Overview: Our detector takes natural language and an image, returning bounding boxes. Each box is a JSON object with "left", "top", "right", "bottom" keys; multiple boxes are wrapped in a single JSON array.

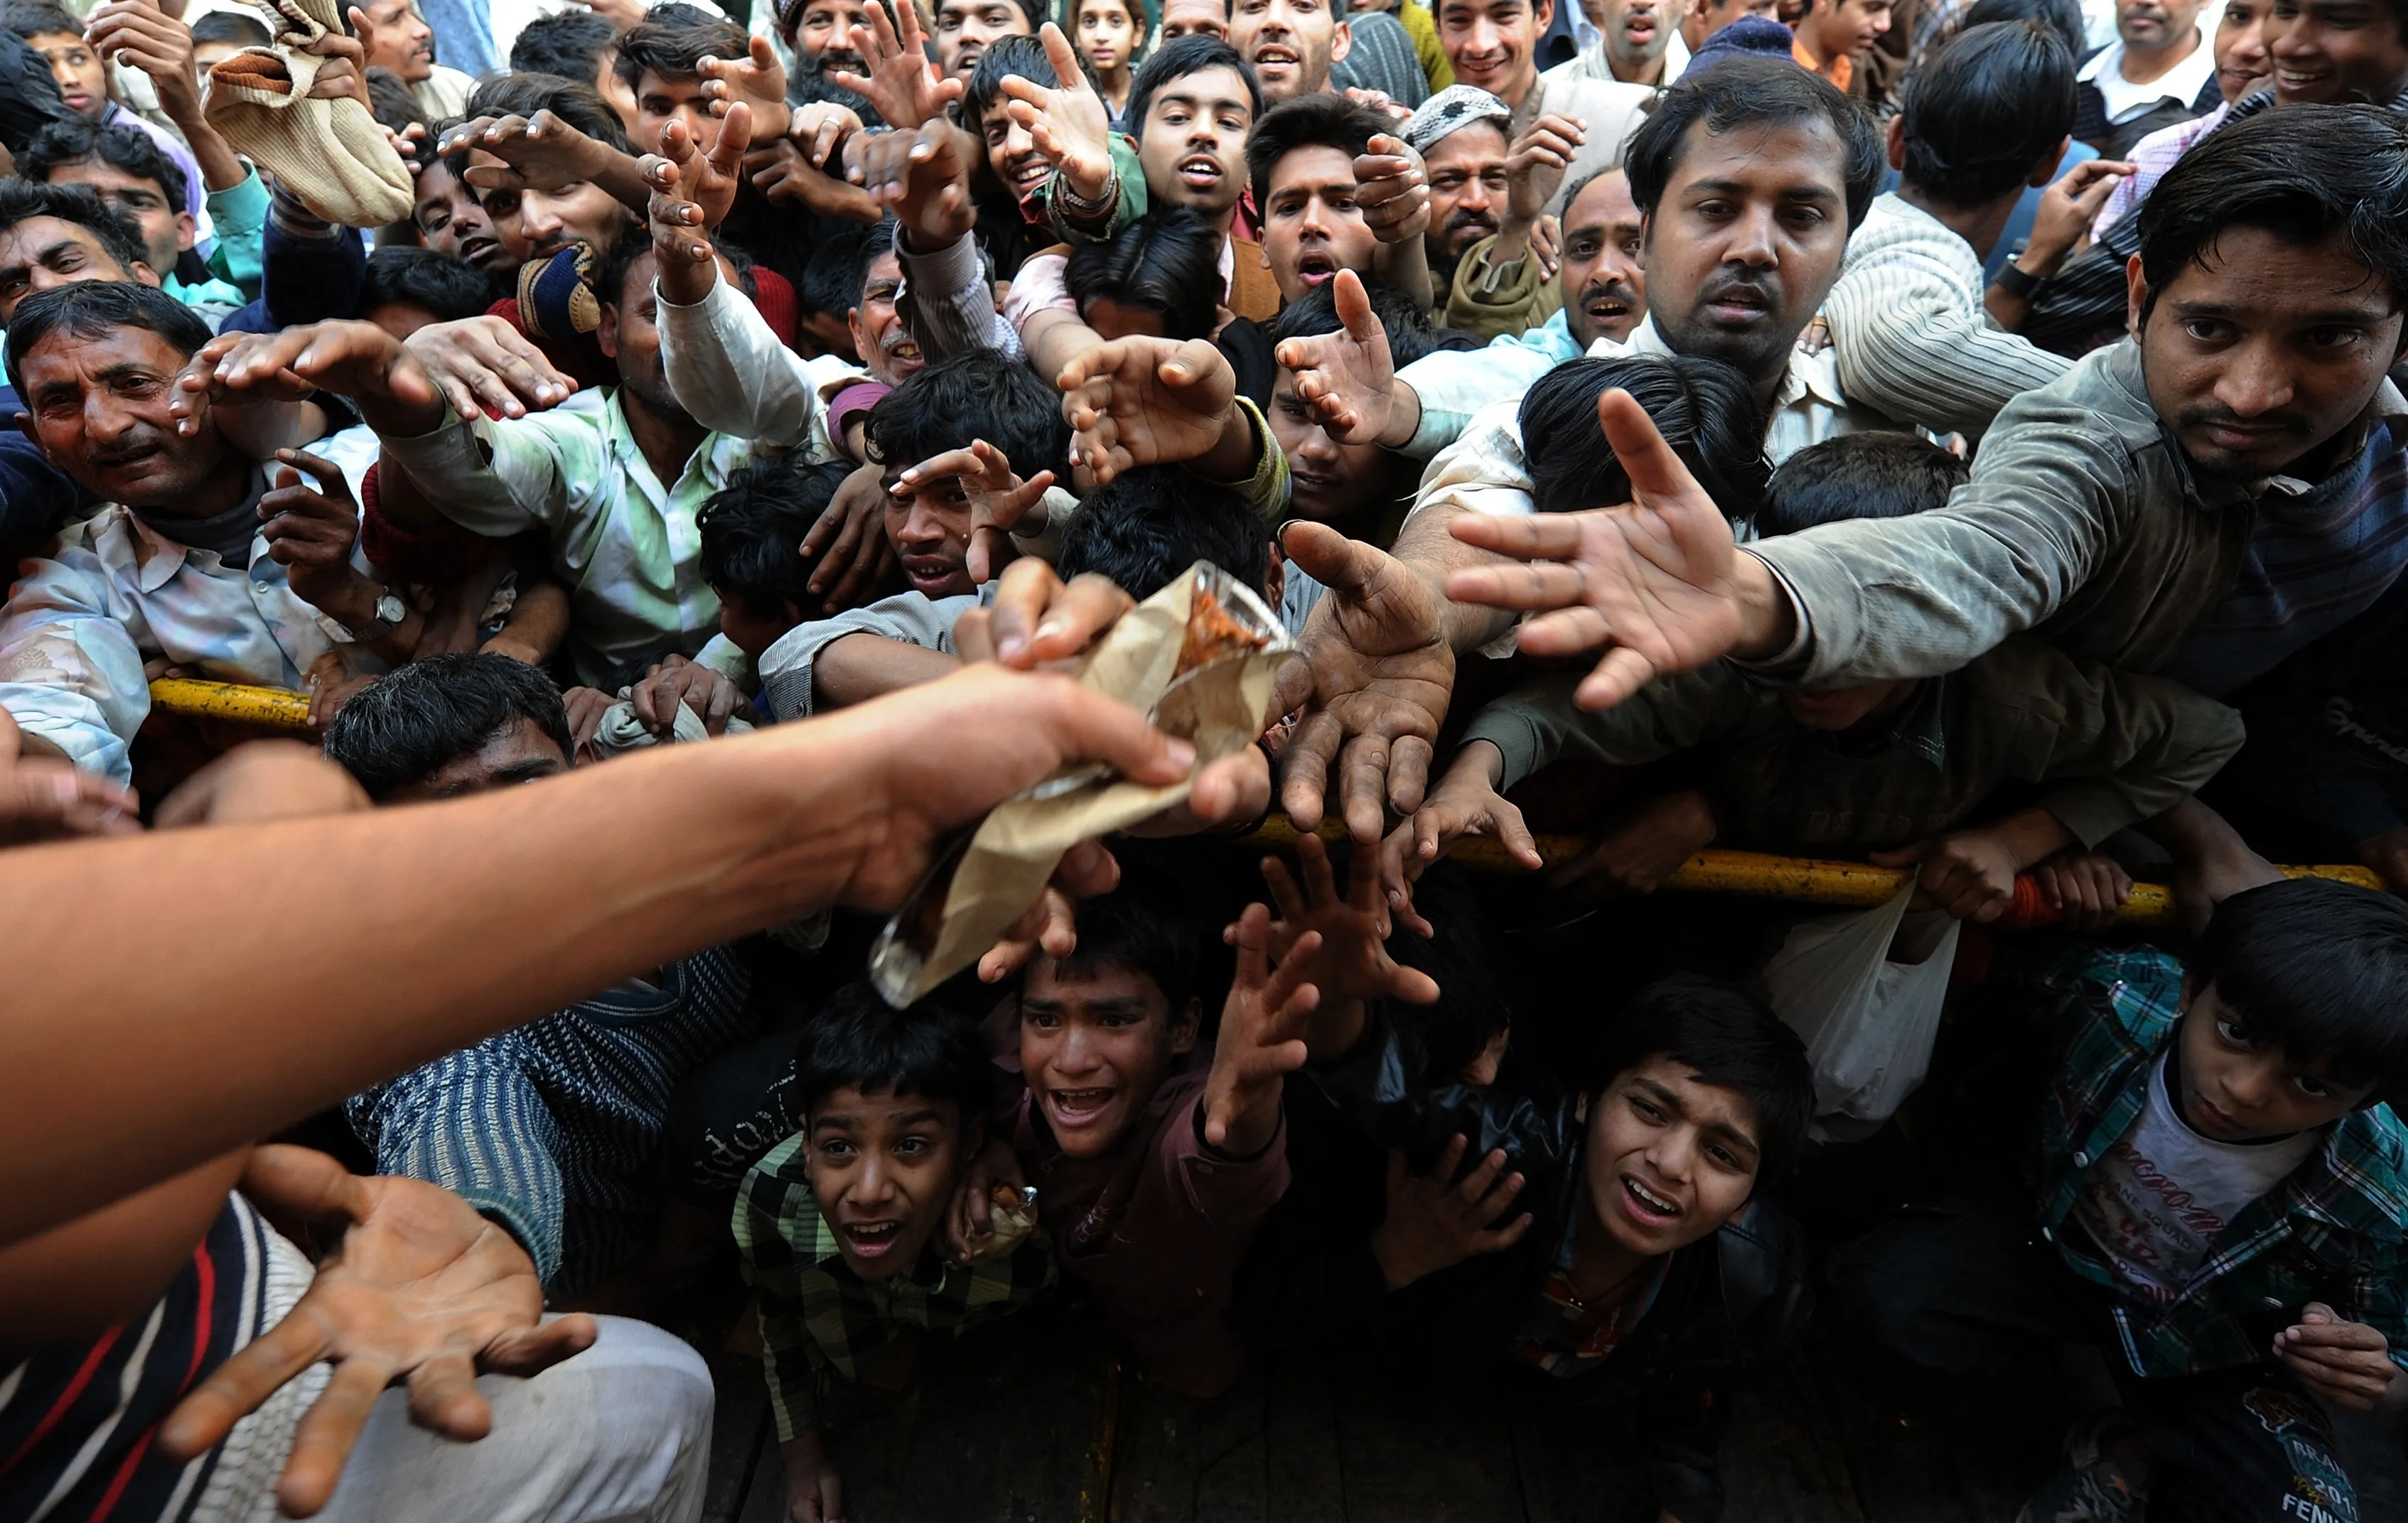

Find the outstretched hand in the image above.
[
  {"left": 158, "top": 1146, "right": 596, "bottom": 1519},
  {"left": 699, "top": 34, "right": 792, "bottom": 140},
  {"left": 831, "top": 0, "right": 962, "bottom": 129},
  {"left": 1261, "top": 832, "right": 1438, "bottom": 1060},
  {"left": 996, "top": 24, "right": 1114, "bottom": 203},
  {"left": 652, "top": 104, "right": 755, "bottom": 235},
  {"left": 1057, "top": 336, "right": 1238, "bottom": 485},
  {"left": 1202, "top": 902, "right": 1322, "bottom": 1153},
  {"left": 1274, "top": 521, "right": 1456, "bottom": 843},
  {"left": 1274, "top": 269, "right": 1398, "bottom": 446},
  {"left": 1378, "top": 739, "right": 1537, "bottom": 930},
  {"left": 1445, "top": 387, "right": 1741, "bottom": 711},
  {"left": 177, "top": 322, "right": 448, "bottom": 438},
  {"left": 897, "top": 439, "right": 1057, "bottom": 585}
]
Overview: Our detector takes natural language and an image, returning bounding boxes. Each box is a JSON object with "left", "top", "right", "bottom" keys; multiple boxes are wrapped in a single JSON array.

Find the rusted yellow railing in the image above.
[{"left": 144, "top": 679, "right": 2392, "bottom": 925}]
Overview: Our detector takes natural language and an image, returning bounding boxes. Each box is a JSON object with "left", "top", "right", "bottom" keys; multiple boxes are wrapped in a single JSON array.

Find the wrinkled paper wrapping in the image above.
[{"left": 870, "top": 564, "right": 1290, "bottom": 1006}]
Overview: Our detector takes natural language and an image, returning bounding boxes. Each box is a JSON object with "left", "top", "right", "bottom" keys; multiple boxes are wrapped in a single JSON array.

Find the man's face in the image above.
[
  {"left": 0, "top": 217, "right": 147, "bottom": 324},
  {"left": 1230, "top": 0, "right": 1351, "bottom": 103},
  {"left": 414, "top": 160, "right": 507, "bottom": 274},
  {"left": 1159, "top": 0, "right": 1230, "bottom": 38},
  {"left": 2132, "top": 225, "right": 2407, "bottom": 481},
  {"left": 2213, "top": 0, "right": 2272, "bottom": 99},
  {"left": 599, "top": 248, "right": 725, "bottom": 421},
  {"left": 193, "top": 36, "right": 247, "bottom": 77},
  {"left": 1421, "top": 121, "right": 1509, "bottom": 265},
  {"left": 16, "top": 324, "right": 226, "bottom": 511},
  {"left": 847, "top": 249, "right": 925, "bottom": 384},
  {"left": 1134, "top": 64, "right": 1255, "bottom": 215},
  {"left": 803, "top": 1085, "right": 970, "bottom": 1279},
  {"left": 2119, "top": 0, "right": 2205, "bottom": 50},
  {"left": 362, "top": 0, "right": 437, "bottom": 80},
  {"left": 28, "top": 31, "right": 107, "bottom": 120},
  {"left": 1559, "top": 168, "right": 1645, "bottom": 348},
  {"left": 2174, "top": 979, "right": 2375, "bottom": 1142},
  {"left": 1579, "top": 1055, "right": 1763, "bottom": 1261},
  {"left": 1020, "top": 957, "right": 1198, "bottom": 1159},
  {"left": 935, "top": 0, "right": 1032, "bottom": 79},
  {"left": 635, "top": 68, "right": 716, "bottom": 151},
  {"left": 1436, "top": 0, "right": 1551, "bottom": 107},
  {"left": 979, "top": 100, "right": 1055, "bottom": 201},
  {"left": 388, "top": 715, "right": 571, "bottom": 800},
  {"left": 1273, "top": 365, "right": 1392, "bottom": 520},
  {"left": 1643, "top": 116, "right": 1852, "bottom": 390},
  {"left": 41, "top": 159, "right": 187, "bottom": 275},
  {"left": 792, "top": 0, "right": 871, "bottom": 71},
  {"left": 879, "top": 460, "right": 976, "bottom": 595},
  {"left": 2265, "top": 0, "right": 2408, "bottom": 105},
  {"left": 1805, "top": 0, "right": 1893, "bottom": 57},
  {"left": 474, "top": 155, "right": 628, "bottom": 267},
  {"left": 1261, "top": 144, "right": 1379, "bottom": 303},
  {"left": 1687, "top": 0, "right": 1778, "bottom": 43},
  {"left": 1595, "top": 0, "right": 1679, "bottom": 73}
]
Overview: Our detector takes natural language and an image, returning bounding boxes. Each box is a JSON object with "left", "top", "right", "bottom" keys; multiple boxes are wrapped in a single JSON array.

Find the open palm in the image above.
[
  {"left": 1058, "top": 338, "right": 1236, "bottom": 484},
  {"left": 1274, "top": 270, "right": 1395, "bottom": 445}
]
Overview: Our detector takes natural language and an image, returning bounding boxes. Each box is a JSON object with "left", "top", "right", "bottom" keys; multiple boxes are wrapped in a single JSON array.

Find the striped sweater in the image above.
[{"left": 347, "top": 944, "right": 756, "bottom": 1295}]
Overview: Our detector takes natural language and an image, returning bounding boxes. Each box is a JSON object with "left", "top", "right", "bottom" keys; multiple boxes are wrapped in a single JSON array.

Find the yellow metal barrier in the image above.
[
  {"left": 141, "top": 679, "right": 2393, "bottom": 925},
  {"left": 149, "top": 678, "right": 314, "bottom": 731}
]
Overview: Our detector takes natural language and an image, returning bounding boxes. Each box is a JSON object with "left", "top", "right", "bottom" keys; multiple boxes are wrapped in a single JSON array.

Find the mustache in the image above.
[
  {"left": 1697, "top": 270, "right": 1779, "bottom": 308},
  {"left": 1579, "top": 275, "right": 1640, "bottom": 306},
  {"left": 2177, "top": 403, "right": 2313, "bottom": 439},
  {"left": 799, "top": 46, "right": 866, "bottom": 74},
  {"left": 1444, "top": 208, "right": 1500, "bottom": 235},
  {"left": 88, "top": 428, "right": 171, "bottom": 466}
]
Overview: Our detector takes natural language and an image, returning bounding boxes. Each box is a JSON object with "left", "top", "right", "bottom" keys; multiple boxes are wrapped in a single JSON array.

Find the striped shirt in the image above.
[
  {"left": 0, "top": 1196, "right": 322, "bottom": 1523},
  {"left": 347, "top": 945, "right": 756, "bottom": 1295},
  {"left": 1331, "top": 10, "right": 1435, "bottom": 107}
]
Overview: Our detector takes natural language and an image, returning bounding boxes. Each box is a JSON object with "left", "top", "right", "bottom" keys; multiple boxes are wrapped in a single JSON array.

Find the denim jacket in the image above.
[{"left": 2026, "top": 947, "right": 2408, "bottom": 1379}]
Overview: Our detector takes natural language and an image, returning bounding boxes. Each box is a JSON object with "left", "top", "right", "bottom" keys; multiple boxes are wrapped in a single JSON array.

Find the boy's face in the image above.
[
  {"left": 803, "top": 1085, "right": 972, "bottom": 1279},
  {"left": 635, "top": 68, "right": 716, "bottom": 151},
  {"left": 1262, "top": 144, "right": 1377, "bottom": 304},
  {"left": 979, "top": 99, "right": 1055, "bottom": 203},
  {"left": 935, "top": 0, "right": 1032, "bottom": 79},
  {"left": 718, "top": 593, "right": 794, "bottom": 659},
  {"left": 414, "top": 160, "right": 508, "bottom": 274},
  {"left": 40, "top": 158, "right": 189, "bottom": 274},
  {"left": 387, "top": 715, "right": 570, "bottom": 800},
  {"left": 2176, "top": 978, "right": 2377, "bottom": 1141},
  {"left": 1134, "top": 63, "right": 1254, "bottom": 216},
  {"left": 879, "top": 463, "right": 977, "bottom": 596},
  {"left": 1273, "top": 364, "right": 1390, "bottom": 522},
  {"left": 1580, "top": 1055, "right": 1763, "bottom": 1259},
  {"left": 1020, "top": 957, "right": 1200, "bottom": 1158},
  {"left": 1781, "top": 675, "right": 1918, "bottom": 733},
  {"left": 29, "top": 31, "right": 108, "bottom": 120}
]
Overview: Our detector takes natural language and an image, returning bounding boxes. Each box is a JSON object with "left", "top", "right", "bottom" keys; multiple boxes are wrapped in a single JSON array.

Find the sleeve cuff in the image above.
[
  {"left": 898, "top": 228, "right": 982, "bottom": 296},
  {"left": 2038, "top": 779, "right": 2143, "bottom": 850},
  {"left": 1726, "top": 548, "right": 1813, "bottom": 674}
]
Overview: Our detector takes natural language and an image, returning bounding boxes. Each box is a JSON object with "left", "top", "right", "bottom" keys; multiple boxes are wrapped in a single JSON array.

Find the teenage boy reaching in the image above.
[{"left": 1832, "top": 878, "right": 2408, "bottom": 1523}]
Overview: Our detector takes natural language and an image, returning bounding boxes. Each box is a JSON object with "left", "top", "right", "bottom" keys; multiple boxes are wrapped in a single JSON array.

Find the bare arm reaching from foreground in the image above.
[{"left": 0, "top": 662, "right": 1260, "bottom": 1246}]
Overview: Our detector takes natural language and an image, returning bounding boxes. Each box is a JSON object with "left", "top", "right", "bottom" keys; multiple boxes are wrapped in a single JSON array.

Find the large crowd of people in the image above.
[{"left": 1, "top": 0, "right": 2406, "bottom": 1515}]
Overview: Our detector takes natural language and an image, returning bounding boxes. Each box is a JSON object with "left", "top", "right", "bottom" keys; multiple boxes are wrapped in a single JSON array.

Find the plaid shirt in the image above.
[
  {"left": 732, "top": 1132, "right": 1055, "bottom": 1440},
  {"left": 2030, "top": 947, "right": 2408, "bottom": 1379}
]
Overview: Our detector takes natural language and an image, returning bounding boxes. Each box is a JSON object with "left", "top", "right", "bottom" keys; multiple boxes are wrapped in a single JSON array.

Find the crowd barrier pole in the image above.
[{"left": 143, "top": 680, "right": 2391, "bottom": 926}]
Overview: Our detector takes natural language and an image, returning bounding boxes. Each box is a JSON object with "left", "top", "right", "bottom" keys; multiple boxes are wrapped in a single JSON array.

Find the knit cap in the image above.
[
  {"left": 203, "top": 0, "right": 414, "bottom": 226},
  {"left": 1402, "top": 84, "right": 1513, "bottom": 155}
]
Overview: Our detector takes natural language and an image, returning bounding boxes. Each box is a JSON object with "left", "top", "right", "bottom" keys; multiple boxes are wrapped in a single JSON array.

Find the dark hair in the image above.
[
  {"left": 190, "top": 9, "right": 273, "bottom": 46},
  {"left": 697, "top": 457, "right": 850, "bottom": 620},
  {"left": 1124, "top": 34, "right": 1259, "bottom": 136},
  {"left": 1041, "top": 851, "right": 1208, "bottom": 1016},
  {"left": 1065, "top": 206, "right": 1224, "bottom": 340},
  {"left": 2136, "top": 104, "right": 2408, "bottom": 323},
  {"left": 466, "top": 71, "right": 633, "bottom": 154},
  {"left": 867, "top": 348, "right": 1073, "bottom": 481},
  {"left": 2191, "top": 878, "right": 2408, "bottom": 1097},
  {"left": 364, "top": 65, "right": 426, "bottom": 136},
  {"left": 613, "top": 1, "right": 748, "bottom": 88},
  {"left": 1584, "top": 972, "right": 1813, "bottom": 1190},
  {"left": 1898, "top": 21, "right": 2073, "bottom": 210},
  {"left": 1385, "top": 866, "right": 1513, "bottom": 1084},
  {"left": 797, "top": 225, "right": 869, "bottom": 319},
  {"left": 965, "top": 31, "right": 1101, "bottom": 119},
  {"left": 358, "top": 244, "right": 497, "bottom": 323},
  {"left": 1517, "top": 354, "right": 1772, "bottom": 522},
  {"left": 851, "top": 217, "right": 900, "bottom": 307},
  {"left": 6, "top": 277, "right": 207, "bottom": 393},
  {"left": 1055, "top": 465, "right": 1272, "bottom": 598},
  {"left": 1623, "top": 54, "right": 1883, "bottom": 232},
  {"left": 0, "top": 180, "right": 146, "bottom": 284},
  {"left": 1758, "top": 431, "right": 1966, "bottom": 536},
  {"left": 18, "top": 117, "right": 189, "bottom": 217},
  {"left": 510, "top": 9, "right": 616, "bottom": 81},
  {"left": 795, "top": 982, "right": 995, "bottom": 1119},
  {"left": 1247, "top": 90, "right": 1387, "bottom": 207},
  {"left": 0, "top": 1, "right": 80, "bottom": 38},
  {"left": 320, "top": 653, "right": 573, "bottom": 801},
  {"left": 1957, "top": 0, "right": 2086, "bottom": 60},
  {"left": 1267, "top": 275, "right": 1442, "bottom": 369}
]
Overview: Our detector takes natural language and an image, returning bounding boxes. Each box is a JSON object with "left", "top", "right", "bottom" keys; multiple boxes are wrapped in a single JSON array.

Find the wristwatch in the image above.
[
  {"left": 344, "top": 591, "right": 408, "bottom": 641},
  {"left": 1991, "top": 261, "right": 2045, "bottom": 300}
]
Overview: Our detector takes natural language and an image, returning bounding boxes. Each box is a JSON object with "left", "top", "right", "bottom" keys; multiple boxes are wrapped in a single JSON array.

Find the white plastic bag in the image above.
[{"left": 1761, "top": 885, "right": 1960, "bottom": 1130}]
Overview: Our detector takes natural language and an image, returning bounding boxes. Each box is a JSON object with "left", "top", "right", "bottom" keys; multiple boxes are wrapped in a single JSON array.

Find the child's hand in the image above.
[
  {"left": 2030, "top": 849, "right": 2132, "bottom": 931},
  {"left": 1379, "top": 740, "right": 1537, "bottom": 932},
  {"left": 2274, "top": 1303, "right": 2399, "bottom": 1411},
  {"left": 1870, "top": 827, "right": 2020, "bottom": 922},
  {"left": 1261, "top": 832, "right": 1441, "bottom": 1011},
  {"left": 1201, "top": 903, "right": 1322, "bottom": 1156},
  {"left": 1370, "top": 1135, "right": 1532, "bottom": 1291},
  {"left": 1550, "top": 787, "right": 1715, "bottom": 900},
  {"left": 780, "top": 1428, "right": 846, "bottom": 1522}
]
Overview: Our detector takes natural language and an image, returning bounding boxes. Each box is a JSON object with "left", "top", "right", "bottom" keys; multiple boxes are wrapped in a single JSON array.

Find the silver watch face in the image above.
[{"left": 375, "top": 593, "right": 408, "bottom": 625}]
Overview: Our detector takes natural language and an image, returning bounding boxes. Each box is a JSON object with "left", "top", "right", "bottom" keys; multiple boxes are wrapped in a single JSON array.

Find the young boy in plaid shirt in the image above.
[{"left": 1832, "top": 876, "right": 2408, "bottom": 1523}]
